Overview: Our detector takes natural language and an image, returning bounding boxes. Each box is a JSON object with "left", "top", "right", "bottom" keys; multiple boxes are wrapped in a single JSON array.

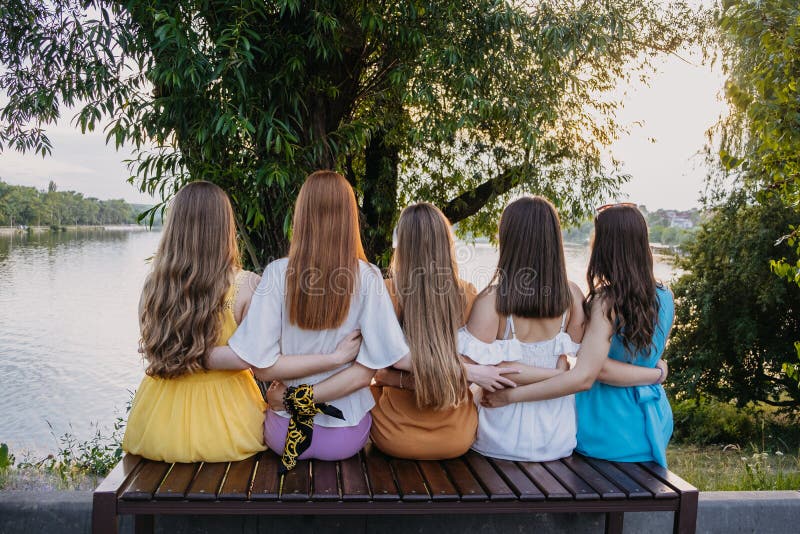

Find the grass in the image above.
[
  {"left": 0, "top": 405, "right": 128, "bottom": 491},
  {"left": 667, "top": 444, "right": 800, "bottom": 491}
]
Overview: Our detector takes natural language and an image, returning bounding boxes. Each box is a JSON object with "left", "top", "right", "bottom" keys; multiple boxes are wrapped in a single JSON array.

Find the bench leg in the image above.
[
  {"left": 673, "top": 489, "right": 699, "bottom": 534},
  {"left": 92, "top": 492, "right": 117, "bottom": 534},
  {"left": 135, "top": 515, "right": 155, "bottom": 534},
  {"left": 605, "top": 512, "right": 624, "bottom": 534}
]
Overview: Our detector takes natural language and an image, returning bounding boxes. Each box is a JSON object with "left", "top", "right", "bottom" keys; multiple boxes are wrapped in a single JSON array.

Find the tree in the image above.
[
  {"left": 1, "top": 0, "right": 707, "bottom": 267},
  {"left": 667, "top": 192, "right": 800, "bottom": 410},
  {"left": 712, "top": 0, "right": 800, "bottom": 387}
]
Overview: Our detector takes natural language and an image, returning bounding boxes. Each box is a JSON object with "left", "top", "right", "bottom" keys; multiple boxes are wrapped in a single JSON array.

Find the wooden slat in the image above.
[
  {"left": 363, "top": 445, "right": 399, "bottom": 501},
  {"left": 121, "top": 461, "right": 170, "bottom": 501},
  {"left": 542, "top": 460, "right": 599, "bottom": 500},
  {"left": 186, "top": 462, "right": 228, "bottom": 500},
  {"left": 94, "top": 454, "right": 143, "bottom": 496},
  {"left": 154, "top": 463, "right": 198, "bottom": 500},
  {"left": 442, "top": 458, "right": 487, "bottom": 501},
  {"left": 562, "top": 456, "right": 625, "bottom": 500},
  {"left": 517, "top": 462, "right": 572, "bottom": 500},
  {"left": 280, "top": 460, "right": 311, "bottom": 501},
  {"left": 311, "top": 460, "right": 340, "bottom": 501},
  {"left": 391, "top": 459, "right": 430, "bottom": 502},
  {"left": 585, "top": 459, "right": 652, "bottom": 499},
  {"left": 218, "top": 456, "right": 257, "bottom": 500},
  {"left": 613, "top": 462, "right": 677, "bottom": 499},
  {"left": 641, "top": 462, "right": 698, "bottom": 494},
  {"left": 641, "top": 463, "right": 698, "bottom": 534},
  {"left": 417, "top": 461, "right": 459, "bottom": 502},
  {"left": 250, "top": 451, "right": 281, "bottom": 501},
  {"left": 340, "top": 453, "right": 370, "bottom": 501},
  {"left": 463, "top": 451, "right": 515, "bottom": 501},
  {"left": 488, "top": 459, "right": 545, "bottom": 501}
]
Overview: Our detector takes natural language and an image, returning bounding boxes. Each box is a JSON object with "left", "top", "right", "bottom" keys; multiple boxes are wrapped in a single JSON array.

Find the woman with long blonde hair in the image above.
[
  {"left": 207, "top": 171, "right": 409, "bottom": 468},
  {"left": 366, "top": 203, "right": 479, "bottom": 459},
  {"left": 311, "top": 203, "right": 517, "bottom": 459},
  {"left": 123, "top": 181, "right": 359, "bottom": 462}
]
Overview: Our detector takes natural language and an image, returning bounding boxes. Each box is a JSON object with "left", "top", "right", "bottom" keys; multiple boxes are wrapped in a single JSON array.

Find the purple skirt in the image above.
[{"left": 264, "top": 410, "right": 371, "bottom": 461}]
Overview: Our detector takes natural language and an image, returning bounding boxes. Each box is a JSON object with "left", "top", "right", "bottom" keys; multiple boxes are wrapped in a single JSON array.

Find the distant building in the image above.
[{"left": 670, "top": 216, "right": 694, "bottom": 229}]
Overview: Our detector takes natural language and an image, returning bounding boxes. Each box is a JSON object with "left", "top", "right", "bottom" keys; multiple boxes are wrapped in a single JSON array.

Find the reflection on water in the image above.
[
  {"left": 0, "top": 231, "right": 679, "bottom": 454},
  {"left": 0, "top": 229, "right": 159, "bottom": 455}
]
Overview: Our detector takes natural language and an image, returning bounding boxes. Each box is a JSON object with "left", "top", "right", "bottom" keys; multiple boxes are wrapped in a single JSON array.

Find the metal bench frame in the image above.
[{"left": 93, "top": 447, "right": 698, "bottom": 534}]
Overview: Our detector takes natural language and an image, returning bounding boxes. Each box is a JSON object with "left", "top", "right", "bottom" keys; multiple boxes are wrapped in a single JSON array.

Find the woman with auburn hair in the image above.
[
  {"left": 482, "top": 203, "right": 673, "bottom": 466},
  {"left": 207, "top": 171, "right": 409, "bottom": 469},
  {"left": 366, "top": 203, "right": 517, "bottom": 459},
  {"left": 123, "top": 181, "right": 358, "bottom": 463}
]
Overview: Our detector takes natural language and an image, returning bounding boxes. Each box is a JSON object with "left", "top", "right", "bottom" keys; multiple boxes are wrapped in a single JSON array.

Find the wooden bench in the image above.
[{"left": 92, "top": 446, "right": 698, "bottom": 534}]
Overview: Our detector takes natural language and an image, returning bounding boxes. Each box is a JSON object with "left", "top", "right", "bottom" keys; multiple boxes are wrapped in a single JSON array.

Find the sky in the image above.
[{"left": 0, "top": 45, "right": 727, "bottom": 210}]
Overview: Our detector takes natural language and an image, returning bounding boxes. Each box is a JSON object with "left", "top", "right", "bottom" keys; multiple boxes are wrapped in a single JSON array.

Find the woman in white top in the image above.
[
  {"left": 459, "top": 196, "right": 584, "bottom": 461},
  {"left": 460, "top": 196, "right": 664, "bottom": 462},
  {"left": 207, "top": 170, "right": 409, "bottom": 469}
]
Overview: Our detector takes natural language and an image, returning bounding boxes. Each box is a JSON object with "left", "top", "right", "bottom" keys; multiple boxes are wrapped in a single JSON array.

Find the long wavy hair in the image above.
[
  {"left": 139, "top": 181, "right": 241, "bottom": 378},
  {"left": 287, "top": 170, "right": 367, "bottom": 330},
  {"left": 494, "top": 196, "right": 572, "bottom": 318},
  {"left": 390, "top": 203, "right": 469, "bottom": 410},
  {"left": 585, "top": 204, "right": 660, "bottom": 359}
]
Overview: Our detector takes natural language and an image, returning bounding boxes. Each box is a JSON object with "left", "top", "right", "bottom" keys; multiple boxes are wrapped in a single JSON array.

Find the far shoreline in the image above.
[{"left": 0, "top": 224, "right": 154, "bottom": 236}]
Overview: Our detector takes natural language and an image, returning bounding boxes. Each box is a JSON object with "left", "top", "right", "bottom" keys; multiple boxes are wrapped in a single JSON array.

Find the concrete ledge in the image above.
[{"left": 1, "top": 490, "right": 799, "bottom": 533}]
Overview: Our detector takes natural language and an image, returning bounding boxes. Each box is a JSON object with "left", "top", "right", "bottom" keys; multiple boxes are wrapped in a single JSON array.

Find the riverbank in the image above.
[{"left": 0, "top": 224, "right": 151, "bottom": 236}]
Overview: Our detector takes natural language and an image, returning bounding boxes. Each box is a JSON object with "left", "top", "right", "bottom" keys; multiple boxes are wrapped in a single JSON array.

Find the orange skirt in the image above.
[{"left": 369, "top": 386, "right": 477, "bottom": 460}]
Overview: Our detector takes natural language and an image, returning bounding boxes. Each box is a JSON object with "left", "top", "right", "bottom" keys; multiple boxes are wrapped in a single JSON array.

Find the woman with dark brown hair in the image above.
[
  {"left": 458, "top": 196, "right": 585, "bottom": 461},
  {"left": 482, "top": 203, "right": 673, "bottom": 466},
  {"left": 207, "top": 171, "right": 409, "bottom": 469}
]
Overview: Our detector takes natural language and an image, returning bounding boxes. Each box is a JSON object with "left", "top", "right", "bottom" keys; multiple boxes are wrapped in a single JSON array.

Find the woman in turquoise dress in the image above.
[{"left": 482, "top": 203, "right": 673, "bottom": 466}]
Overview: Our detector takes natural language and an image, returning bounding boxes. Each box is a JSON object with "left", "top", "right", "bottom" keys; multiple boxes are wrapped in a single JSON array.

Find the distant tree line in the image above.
[
  {"left": 0, "top": 179, "right": 141, "bottom": 227},
  {"left": 562, "top": 206, "right": 702, "bottom": 248}
]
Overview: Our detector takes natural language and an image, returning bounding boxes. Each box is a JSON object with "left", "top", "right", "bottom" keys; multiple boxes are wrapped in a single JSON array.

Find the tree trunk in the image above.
[{"left": 361, "top": 130, "right": 399, "bottom": 267}]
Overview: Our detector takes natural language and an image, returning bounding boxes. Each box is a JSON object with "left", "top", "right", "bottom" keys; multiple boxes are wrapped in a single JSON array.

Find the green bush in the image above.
[
  {"left": 672, "top": 398, "right": 757, "bottom": 445},
  {"left": 0, "top": 443, "right": 14, "bottom": 470}
]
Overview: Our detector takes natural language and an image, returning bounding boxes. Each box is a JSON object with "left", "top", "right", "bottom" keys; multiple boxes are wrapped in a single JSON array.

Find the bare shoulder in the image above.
[
  {"left": 466, "top": 286, "right": 501, "bottom": 342},
  {"left": 568, "top": 281, "right": 585, "bottom": 301},
  {"left": 234, "top": 270, "right": 261, "bottom": 323}
]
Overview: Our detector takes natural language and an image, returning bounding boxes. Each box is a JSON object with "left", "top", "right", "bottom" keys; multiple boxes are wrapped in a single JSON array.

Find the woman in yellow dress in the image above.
[{"left": 122, "top": 181, "right": 360, "bottom": 463}]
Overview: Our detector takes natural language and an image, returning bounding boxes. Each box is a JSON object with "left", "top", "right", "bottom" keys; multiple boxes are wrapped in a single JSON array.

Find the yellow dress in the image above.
[{"left": 122, "top": 273, "right": 267, "bottom": 463}]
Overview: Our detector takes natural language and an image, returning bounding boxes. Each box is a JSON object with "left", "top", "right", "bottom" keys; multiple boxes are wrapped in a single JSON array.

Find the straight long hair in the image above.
[
  {"left": 494, "top": 196, "right": 572, "bottom": 318},
  {"left": 585, "top": 205, "right": 660, "bottom": 359},
  {"left": 140, "top": 181, "right": 241, "bottom": 378},
  {"left": 287, "top": 170, "right": 367, "bottom": 330},
  {"left": 390, "top": 203, "right": 469, "bottom": 410}
]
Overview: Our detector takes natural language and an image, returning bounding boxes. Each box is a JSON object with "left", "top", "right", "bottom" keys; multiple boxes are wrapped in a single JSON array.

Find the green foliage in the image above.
[
  {"left": 16, "top": 413, "right": 126, "bottom": 485},
  {"left": 0, "top": 0, "right": 709, "bottom": 266},
  {"left": 0, "top": 443, "right": 14, "bottom": 470},
  {"left": 672, "top": 398, "right": 757, "bottom": 446},
  {"left": 667, "top": 193, "right": 800, "bottom": 410},
  {"left": 0, "top": 179, "right": 140, "bottom": 226},
  {"left": 714, "top": 0, "right": 800, "bottom": 387}
]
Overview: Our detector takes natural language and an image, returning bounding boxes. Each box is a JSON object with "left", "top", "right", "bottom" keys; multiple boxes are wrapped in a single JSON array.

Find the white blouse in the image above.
[{"left": 228, "top": 258, "right": 409, "bottom": 427}]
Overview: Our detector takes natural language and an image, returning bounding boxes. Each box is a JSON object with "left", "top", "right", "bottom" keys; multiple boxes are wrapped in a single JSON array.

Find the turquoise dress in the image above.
[{"left": 575, "top": 285, "right": 674, "bottom": 467}]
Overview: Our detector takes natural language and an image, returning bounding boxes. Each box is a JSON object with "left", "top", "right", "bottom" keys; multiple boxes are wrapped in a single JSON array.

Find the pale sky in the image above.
[{"left": 0, "top": 45, "right": 726, "bottom": 210}]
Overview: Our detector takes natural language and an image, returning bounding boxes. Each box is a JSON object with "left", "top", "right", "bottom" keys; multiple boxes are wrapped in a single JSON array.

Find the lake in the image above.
[{"left": 0, "top": 229, "right": 680, "bottom": 454}]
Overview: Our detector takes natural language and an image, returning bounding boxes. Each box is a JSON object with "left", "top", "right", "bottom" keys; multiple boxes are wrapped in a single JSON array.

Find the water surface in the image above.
[{"left": 0, "top": 230, "right": 680, "bottom": 454}]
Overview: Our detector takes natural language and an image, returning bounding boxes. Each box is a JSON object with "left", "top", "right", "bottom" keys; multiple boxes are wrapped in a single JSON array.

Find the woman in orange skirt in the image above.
[{"left": 367, "top": 203, "right": 516, "bottom": 459}]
